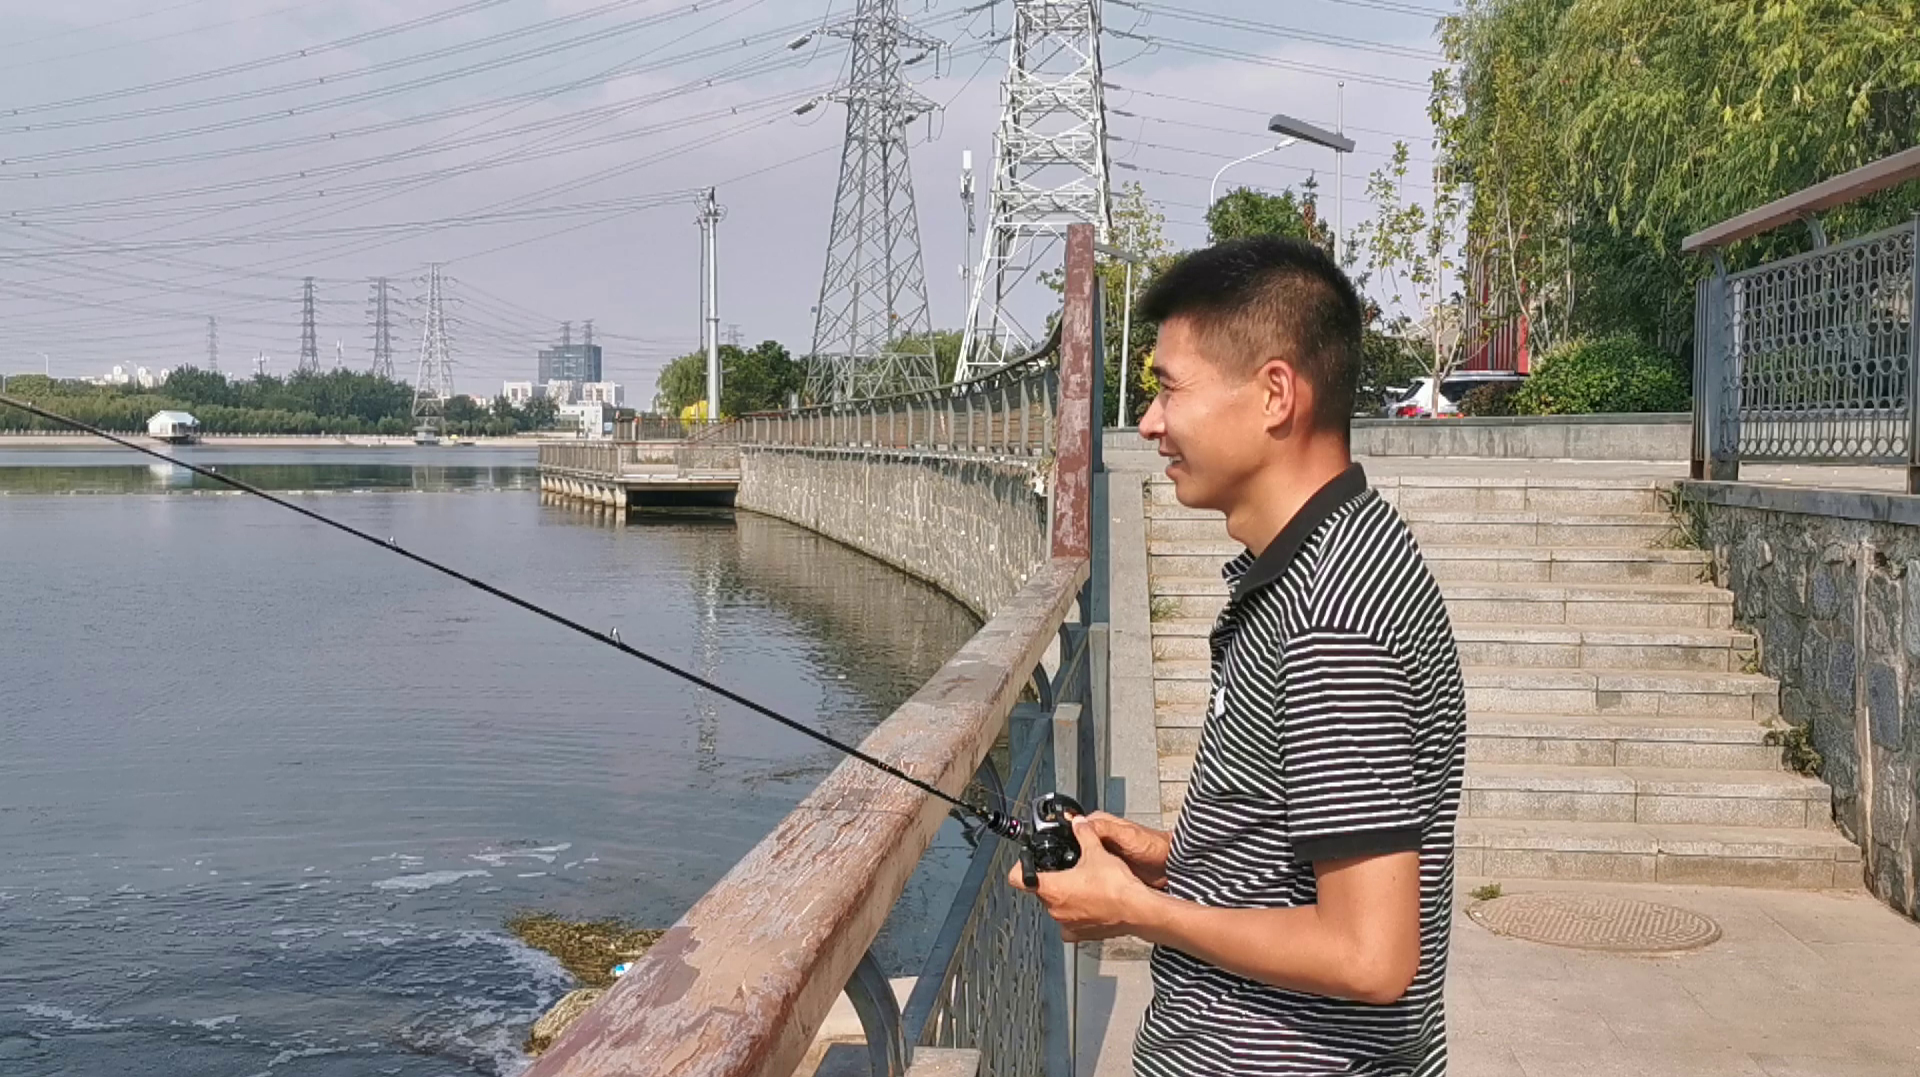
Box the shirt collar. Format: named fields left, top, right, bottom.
left=1224, top=463, right=1371, bottom=604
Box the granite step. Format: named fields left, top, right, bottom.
left=1148, top=577, right=1734, bottom=628
left=1150, top=661, right=1778, bottom=721
left=1156, top=713, right=1787, bottom=771
left=1150, top=621, right=1755, bottom=673
left=1146, top=510, right=1680, bottom=548
left=1148, top=541, right=1713, bottom=586
left=1143, top=475, right=1670, bottom=516
left=1155, top=761, right=1830, bottom=830
left=1455, top=818, right=1862, bottom=890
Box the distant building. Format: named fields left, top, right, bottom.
left=502, top=381, right=546, bottom=406
left=546, top=379, right=581, bottom=405
left=558, top=400, right=615, bottom=438
left=147, top=410, right=199, bottom=444
left=579, top=381, right=624, bottom=407
left=538, top=342, right=603, bottom=385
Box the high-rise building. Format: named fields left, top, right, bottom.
left=502, top=381, right=546, bottom=406
left=537, top=343, right=602, bottom=385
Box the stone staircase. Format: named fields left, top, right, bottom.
left=1146, top=473, right=1864, bottom=890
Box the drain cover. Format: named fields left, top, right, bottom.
left=1467, top=892, right=1721, bottom=953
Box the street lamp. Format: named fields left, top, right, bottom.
left=1268, top=110, right=1357, bottom=260
left=1096, top=242, right=1148, bottom=427
left=1210, top=139, right=1297, bottom=207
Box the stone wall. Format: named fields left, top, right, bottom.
left=1682, top=481, right=1920, bottom=916
left=736, top=447, right=1050, bottom=619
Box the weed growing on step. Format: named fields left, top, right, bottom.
left=1469, top=883, right=1503, bottom=902
left=1657, top=485, right=1711, bottom=553
left=1150, top=596, right=1179, bottom=622
left=1763, top=723, right=1823, bottom=777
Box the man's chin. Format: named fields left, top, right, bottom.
left=1164, top=465, right=1213, bottom=510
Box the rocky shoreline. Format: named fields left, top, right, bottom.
left=506, top=913, right=663, bottom=1055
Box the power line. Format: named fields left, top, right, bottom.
left=1106, top=29, right=1430, bottom=90
left=3, top=0, right=517, bottom=115
left=0, top=0, right=674, bottom=134
left=1109, top=0, right=1446, bottom=61
left=1104, top=82, right=1433, bottom=142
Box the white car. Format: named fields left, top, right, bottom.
left=1381, top=372, right=1526, bottom=418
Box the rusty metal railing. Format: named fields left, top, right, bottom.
left=523, top=225, right=1106, bottom=1077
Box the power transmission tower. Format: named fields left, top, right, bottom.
left=298, top=277, right=320, bottom=373
left=803, top=0, right=941, bottom=403
left=411, top=265, right=454, bottom=437
left=955, top=0, right=1113, bottom=381
left=206, top=316, right=219, bottom=373
left=368, top=278, right=395, bottom=379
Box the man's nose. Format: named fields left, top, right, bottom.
left=1138, top=394, right=1166, bottom=440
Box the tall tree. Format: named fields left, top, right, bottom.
left=1206, top=181, right=1334, bottom=249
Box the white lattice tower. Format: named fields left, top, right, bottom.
left=955, top=0, right=1112, bottom=381
left=411, top=265, right=454, bottom=431
left=803, top=0, right=942, bottom=403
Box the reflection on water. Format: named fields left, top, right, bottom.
left=0, top=450, right=980, bottom=1077
left=0, top=445, right=539, bottom=495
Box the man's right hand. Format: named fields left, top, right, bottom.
left=1081, top=812, right=1172, bottom=891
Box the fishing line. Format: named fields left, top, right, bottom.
left=0, top=392, right=1025, bottom=827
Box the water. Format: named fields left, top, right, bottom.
left=0, top=446, right=982, bottom=1076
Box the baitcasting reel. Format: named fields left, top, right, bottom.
left=979, top=791, right=1084, bottom=889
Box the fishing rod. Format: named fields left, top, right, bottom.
left=0, top=393, right=1082, bottom=881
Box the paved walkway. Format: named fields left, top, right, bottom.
left=1078, top=878, right=1920, bottom=1077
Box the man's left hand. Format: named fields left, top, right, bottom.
left=1007, top=817, right=1155, bottom=942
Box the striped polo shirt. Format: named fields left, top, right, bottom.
left=1135, top=463, right=1467, bottom=1077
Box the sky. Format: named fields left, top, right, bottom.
left=0, top=0, right=1454, bottom=399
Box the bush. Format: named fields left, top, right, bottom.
left=1458, top=381, right=1524, bottom=417
left=1511, top=335, right=1689, bottom=415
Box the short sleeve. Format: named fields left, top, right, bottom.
left=1277, top=627, right=1424, bottom=862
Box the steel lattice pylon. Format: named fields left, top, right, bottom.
left=804, top=0, right=941, bottom=403
left=955, top=0, right=1112, bottom=382
left=411, top=265, right=454, bottom=436
left=368, top=277, right=395, bottom=380
left=298, top=276, right=320, bottom=374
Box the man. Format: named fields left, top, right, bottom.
left=1012, top=236, right=1466, bottom=1075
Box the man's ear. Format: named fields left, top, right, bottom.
left=1257, top=357, right=1302, bottom=433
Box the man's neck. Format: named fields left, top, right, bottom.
left=1223, top=436, right=1355, bottom=556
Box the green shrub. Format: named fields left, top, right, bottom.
left=1511, top=335, right=1690, bottom=415
left=1458, top=381, right=1523, bottom=417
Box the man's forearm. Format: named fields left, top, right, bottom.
left=1125, top=890, right=1412, bottom=1005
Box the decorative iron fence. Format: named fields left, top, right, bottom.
left=1688, top=150, right=1920, bottom=490
left=736, top=323, right=1063, bottom=460
left=1697, top=220, right=1917, bottom=477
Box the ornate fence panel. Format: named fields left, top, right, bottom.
left=1703, top=221, right=1917, bottom=470
left=1688, top=150, right=1920, bottom=490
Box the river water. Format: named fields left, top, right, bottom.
left=0, top=445, right=982, bottom=1076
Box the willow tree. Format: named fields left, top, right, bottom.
left=1441, top=0, right=1920, bottom=350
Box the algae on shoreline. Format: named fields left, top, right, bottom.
left=507, top=912, right=663, bottom=989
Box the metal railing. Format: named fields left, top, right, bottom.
left=537, top=440, right=623, bottom=477
left=522, top=225, right=1107, bottom=1077
left=1689, top=149, right=1920, bottom=490
left=736, top=323, right=1064, bottom=460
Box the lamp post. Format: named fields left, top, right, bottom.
left=1267, top=111, right=1356, bottom=257
left=1210, top=139, right=1298, bottom=208
left=1096, top=242, right=1148, bottom=427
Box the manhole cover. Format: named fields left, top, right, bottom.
left=1467, top=892, right=1721, bottom=953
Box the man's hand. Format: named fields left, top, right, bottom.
left=1078, top=812, right=1172, bottom=890
left=1007, top=816, right=1154, bottom=942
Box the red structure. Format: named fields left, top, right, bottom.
left=1459, top=253, right=1531, bottom=373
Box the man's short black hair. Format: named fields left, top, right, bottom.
left=1138, top=235, right=1366, bottom=437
